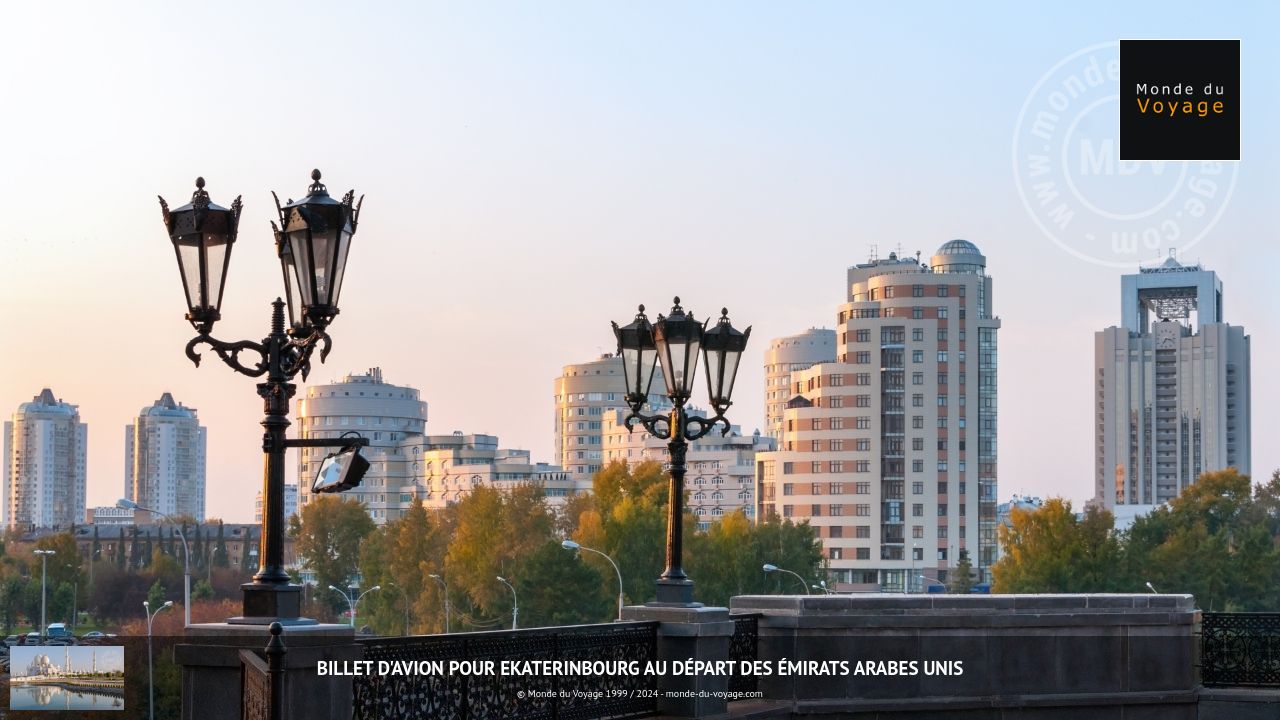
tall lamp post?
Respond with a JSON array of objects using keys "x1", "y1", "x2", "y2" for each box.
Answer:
[
  {"x1": 386, "y1": 582, "x2": 410, "y2": 636},
  {"x1": 158, "y1": 171, "x2": 369, "y2": 624},
  {"x1": 145, "y1": 600, "x2": 173, "y2": 720},
  {"x1": 496, "y1": 576, "x2": 518, "y2": 630},
  {"x1": 612, "y1": 299, "x2": 750, "y2": 605},
  {"x1": 118, "y1": 499, "x2": 191, "y2": 627},
  {"x1": 763, "y1": 563, "x2": 810, "y2": 595},
  {"x1": 563, "y1": 539, "x2": 624, "y2": 621},
  {"x1": 33, "y1": 549, "x2": 55, "y2": 639},
  {"x1": 429, "y1": 574, "x2": 450, "y2": 633},
  {"x1": 329, "y1": 585, "x2": 379, "y2": 629}
]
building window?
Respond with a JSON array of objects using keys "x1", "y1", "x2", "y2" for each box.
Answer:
[
  {"x1": 912, "y1": 350, "x2": 924, "y2": 363},
  {"x1": 913, "y1": 285, "x2": 924, "y2": 297},
  {"x1": 854, "y1": 461, "x2": 870, "y2": 472},
  {"x1": 913, "y1": 460, "x2": 924, "y2": 472},
  {"x1": 856, "y1": 547, "x2": 871, "y2": 560},
  {"x1": 938, "y1": 285, "x2": 949, "y2": 297},
  {"x1": 856, "y1": 417, "x2": 871, "y2": 429},
  {"x1": 830, "y1": 396, "x2": 844, "y2": 408},
  {"x1": 855, "y1": 482, "x2": 870, "y2": 494},
  {"x1": 913, "y1": 525, "x2": 924, "y2": 539},
  {"x1": 830, "y1": 548, "x2": 843, "y2": 560},
  {"x1": 856, "y1": 329, "x2": 871, "y2": 342},
  {"x1": 855, "y1": 373, "x2": 871, "y2": 385},
  {"x1": 855, "y1": 504, "x2": 871, "y2": 516},
  {"x1": 912, "y1": 306, "x2": 924, "y2": 319},
  {"x1": 913, "y1": 328, "x2": 924, "y2": 341},
  {"x1": 829, "y1": 504, "x2": 844, "y2": 517},
  {"x1": 856, "y1": 525, "x2": 871, "y2": 538},
  {"x1": 855, "y1": 395, "x2": 871, "y2": 407},
  {"x1": 912, "y1": 481, "x2": 924, "y2": 494},
  {"x1": 913, "y1": 503, "x2": 923, "y2": 517},
  {"x1": 829, "y1": 482, "x2": 844, "y2": 494},
  {"x1": 830, "y1": 374, "x2": 845, "y2": 386},
  {"x1": 913, "y1": 373, "x2": 924, "y2": 385},
  {"x1": 831, "y1": 438, "x2": 844, "y2": 450},
  {"x1": 855, "y1": 352, "x2": 871, "y2": 364},
  {"x1": 783, "y1": 483, "x2": 794, "y2": 496},
  {"x1": 937, "y1": 504, "x2": 948, "y2": 516},
  {"x1": 855, "y1": 439, "x2": 871, "y2": 452}
]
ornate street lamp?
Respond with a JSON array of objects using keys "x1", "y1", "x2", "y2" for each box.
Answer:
[
  {"x1": 612, "y1": 298, "x2": 750, "y2": 605},
  {"x1": 158, "y1": 171, "x2": 370, "y2": 625}
]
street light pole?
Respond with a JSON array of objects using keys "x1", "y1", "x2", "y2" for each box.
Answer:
[
  {"x1": 33, "y1": 550, "x2": 54, "y2": 640},
  {"x1": 145, "y1": 600, "x2": 173, "y2": 720},
  {"x1": 612, "y1": 300, "x2": 750, "y2": 606},
  {"x1": 329, "y1": 585, "x2": 380, "y2": 629},
  {"x1": 496, "y1": 576, "x2": 518, "y2": 630},
  {"x1": 159, "y1": 172, "x2": 367, "y2": 625},
  {"x1": 562, "y1": 540, "x2": 624, "y2": 621},
  {"x1": 118, "y1": 499, "x2": 191, "y2": 627},
  {"x1": 763, "y1": 563, "x2": 810, "y2": 594},
  {"x1": 429, "y1": 574, "x2": 450, "y2": 634}
]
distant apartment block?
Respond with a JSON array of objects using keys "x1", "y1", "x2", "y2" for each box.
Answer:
[
  {"x1": 125, "y1": 392, "x2": 207, "y2": 520},
  {"x1": 765, "y1": 329, "x2": 836, "y2": 441},
  {"x1": 758, "y1": 241, "x2": 1000, "y2": 591},
  {"x1": 3, "y1": 389, "x2": 87, "y2": 530},
  {"x1": 554, "y1": 355, "x2": 669, "y2": 486},
  {"x1": 255, "y1": 483, "x2": 299, "y2": 524},
  {"x1": 296, "y1": 368, "x2": 568, "y2": 523},
  {"x1": 1093, "y1": 256, "x2": 1250, "y2": 528},
  {"x1": 601, "y1": 409, "x2": 776, "y2": 528},
  {"x1": 295, "y1": 368, "x2": 429, "y2": 523}
]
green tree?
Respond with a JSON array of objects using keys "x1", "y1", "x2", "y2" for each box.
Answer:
[
  {"x1": 515, "y1": 541, "x2": 611, "y2": 627},
  {"x1": 289, "y1": 496, "x2": 375, "y2": 613},
  {"x1": 114, "y1": 531, "x2": 126, "y2": 570},
  {"x1": 192, "y1": 579, "x2": 215, "y2": 601},
  {"x1": 91, "y1": 526, "x2": 102, "y2": 561},
  {"x1": 950, "y1": 550, "x2": 976, "y2": 594},
  {"x1": 147, "y1": 579, "x2": 168, "y2": 609},
  {"x1": 212, "y1": 522, "x2": 229, "y2": 568}
]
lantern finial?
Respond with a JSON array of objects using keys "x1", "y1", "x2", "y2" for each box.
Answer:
[
  {"x1": 308, "y1": 169, "x2": 327, "y2": 196},
  {"x1": 191, "y1": 177, "x2": 210, "y2": 210}
]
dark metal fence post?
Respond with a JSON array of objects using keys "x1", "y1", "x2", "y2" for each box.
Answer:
[{"x1": 265, "y1": 621, "x2": 287, "y2": 720}]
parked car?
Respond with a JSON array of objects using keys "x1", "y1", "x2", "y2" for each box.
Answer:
[
  {"x1": 81, "y1": 631, "x2": 106, "y2": 639},
  {"x1": 2, "y1": 636, "x2": 18, "y2": 648},
  {"x1": 23, "y1": 633, "x2": 39, "y2": 644},
  {"x1": 46, "y1": 623, "x2": 72, "y2": 639}
]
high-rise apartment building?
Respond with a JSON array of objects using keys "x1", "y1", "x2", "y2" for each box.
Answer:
[
  {"x1": 765, "y1": 329, "x2": 836, "y2": 440},
  {"x1": 758, "y1": 241, "x2": 1000, "y2": 591},
  {"x1": 125, "y1": 392, "x2": 207, "y2": 520},
  {"x1": 295, "y1": 368, "x2": 429, "y2": 524},
  {"x1": 601, "y1": 409, "x2": 776, "y2": 528},
  {"x1": 554, "y1": 355, "x2": 668, "y2": 487},
  {"x1": 3, "y1": 389, "x2": 88, "y2": 530},
  {"x1": 1093, "y1": 256, "x2": 1250, "y2": 527},
  {"x1": 255, "y1": 483, "x2": 298, "y2": 524}
]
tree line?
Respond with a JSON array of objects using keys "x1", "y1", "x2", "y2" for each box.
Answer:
[
  {"x1": 290, "y1": 459, "x2": 824, "y2": 633},
  {"x1": 994, "y1": 469, "x2": 1280, "y2": 611}
]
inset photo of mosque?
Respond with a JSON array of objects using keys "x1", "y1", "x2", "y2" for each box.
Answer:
[{"x1": 10, "y1": 646, "x2": 125, "y2": 712}]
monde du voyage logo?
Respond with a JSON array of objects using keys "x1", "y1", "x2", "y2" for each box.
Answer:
[{"x1": 1120, "y1": 40, "x2": 1240, "y2": 161}]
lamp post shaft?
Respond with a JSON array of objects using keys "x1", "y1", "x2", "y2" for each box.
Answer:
[
  {"x1": 656, "y1": 406, "x2": 693, "y2": 605},
  {"x1": 39, "y1": 556, "x2": 47, "y2": 640}
]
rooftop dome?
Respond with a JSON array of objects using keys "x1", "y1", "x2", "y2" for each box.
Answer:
[
  {"x1": 17, "y1": 389, "x2": 77, "y2": 416},
  {"x1": 936, "y1": 239, "x2": 982, "y2": 255}
]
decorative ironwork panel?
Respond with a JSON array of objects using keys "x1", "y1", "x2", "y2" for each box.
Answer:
[
  {"x1": 241, "y1": 649, "x2": 273, "y2": 720},
  {"x1": 1201, "y1": 612, "x2": 1280, "y2": 686},
  {"x1": 354, "y1": 622, "x2": 659, "y2": 720},
  {"x1": 728, "y1": 614, "x2": 760, "y2": 694}
]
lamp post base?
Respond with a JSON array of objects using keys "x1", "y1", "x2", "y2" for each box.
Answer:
[
  {"x1": 652, "y1": 578, "x2": 700, "y2": 607},
  {"x1": 228, "y1": 583, "x2": 318, "y2": 625}
]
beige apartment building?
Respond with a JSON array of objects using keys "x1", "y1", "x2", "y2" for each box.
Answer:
[
  {"x1": 296, "y1": 369, "x2": 571, "y2": 523},
  {"x1": 601, "y1": 409, "x2": 775, "y2": 529},
  {"x1": 758, "y1": 240, "x2": 1000, "y2": 592},
  {"x1": 765, "y1": 329, "x2": 836, "y2": 441},
  {"x1": 554, "y1": 355, "x2": 669, "y2": 487}
]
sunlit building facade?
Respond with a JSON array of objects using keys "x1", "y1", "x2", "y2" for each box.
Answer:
[
  {"x1": 125, "y1": 392, "x2": 207, "y2": 521},
  {"x1": 601, "y1": 409, "x2": 775, "y2": 528},
  {"x1": 554, "y1": 355, "x2": 668, "y2": 487},
  {"x1": 3, "y1": 389, "x2": 87, "y2": 530},
  {"x1": 758, "y1": 241, "x2": 1000, "y2": 591}
]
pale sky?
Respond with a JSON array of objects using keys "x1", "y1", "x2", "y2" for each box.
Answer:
[{"x1": 1, "y1": 1, "x2": 1276, "y2": 522}]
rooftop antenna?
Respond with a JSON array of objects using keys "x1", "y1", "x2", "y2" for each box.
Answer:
[{"x1": 869, "y1": 243, "x2": 878, "y2": 262}]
